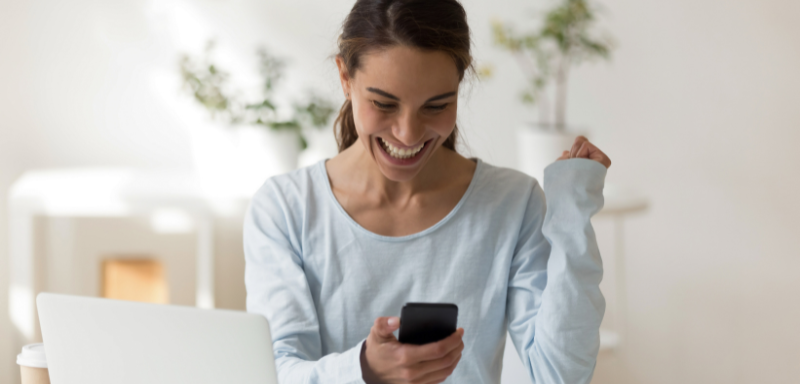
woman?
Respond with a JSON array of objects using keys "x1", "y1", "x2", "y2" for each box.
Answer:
[{"x1": 244, "y1": 0, "x2": 611, "y2": 383}]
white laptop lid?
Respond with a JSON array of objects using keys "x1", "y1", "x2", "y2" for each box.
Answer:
[{"x1": 37, "y1": 293, "x2": 277, "y2": 384}]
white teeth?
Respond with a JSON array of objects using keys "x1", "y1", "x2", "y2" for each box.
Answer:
[{"x1": 380, "y1": 138, "x2": 425, "y2": 159}]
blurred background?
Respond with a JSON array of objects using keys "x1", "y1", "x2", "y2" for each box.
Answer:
[{"x1": 1, "y1": 0, "x2": 799, "y2": 383}]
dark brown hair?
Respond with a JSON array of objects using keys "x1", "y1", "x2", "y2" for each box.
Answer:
[{"x1": 334, "y1": 0, "x2": 473, "y2": 153}]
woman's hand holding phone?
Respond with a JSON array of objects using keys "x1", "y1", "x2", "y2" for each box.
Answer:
[{"x1": 361, "y1": 317, "x2": 465, "y2": 384}]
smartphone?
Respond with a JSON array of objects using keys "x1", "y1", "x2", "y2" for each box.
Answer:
[{"x1": 398, "y1": 303, "x2": 458, "y2": 345}]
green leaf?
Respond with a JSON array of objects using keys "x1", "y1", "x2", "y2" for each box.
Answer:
[
  {"x1": 246, "y1": 99, "x2": 276, "y2": 110},
  {"x1": 521, "y1": 90, "x2": 536, "y2": 104},
  {"x1": 298, "y1": 134, "x2": 308, "y2": 150},
  {"x1": 269, "y1": 120, "x2": 301, "y2": 131}
]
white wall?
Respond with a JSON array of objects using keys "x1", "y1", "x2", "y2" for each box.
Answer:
[
  {"x1": 1, "y1": 3, "x2": 34, "y2": 383},
  {"x1": 564, "y1": 1, "x2": 800, "y2": 382},
  {"x1": 466, "y1": 0, "x2": 800, "y2": 382},
  {"x1": 0, "y1": 166, "x2": 18, "y2": 384},
  {"x1": 2, "y1": 0, "x2": 799, "y2": 383}
]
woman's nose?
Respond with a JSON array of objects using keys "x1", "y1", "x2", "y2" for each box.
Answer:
[{"x1": 392, "y1": 111, "x2": 425, "y2": 146}]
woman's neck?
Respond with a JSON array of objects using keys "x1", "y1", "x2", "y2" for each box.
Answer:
[{"x1": 331, "y1": 140, "x2": 460, "y2": 203}]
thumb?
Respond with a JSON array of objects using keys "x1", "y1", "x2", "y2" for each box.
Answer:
[{"x1": 371, "y1": 317, "x2": 400, "y2": 343}]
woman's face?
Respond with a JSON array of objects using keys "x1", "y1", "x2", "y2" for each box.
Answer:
[{"x1": 337, "y1": 45, "x2": 460, "y2": 182}]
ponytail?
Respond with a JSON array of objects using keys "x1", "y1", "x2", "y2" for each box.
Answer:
[{"x1": 334, "y1": 99, "x2": 357, "y2": 153}]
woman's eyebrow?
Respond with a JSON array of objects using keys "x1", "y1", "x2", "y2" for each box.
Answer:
[{"x1": 366, "y1": 87, "x2": 457, "y2": 103}]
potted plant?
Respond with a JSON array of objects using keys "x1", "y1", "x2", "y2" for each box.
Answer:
[
  {"x1": 492, "y1": 0, "x2": 613, "y2": 182},
  {"x1": 180, "y1": 42, "x2": 336, "y2": 193}
]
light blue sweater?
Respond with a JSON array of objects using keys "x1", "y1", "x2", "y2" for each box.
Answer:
[{"x1": 244, "y1": 158, "x2": 607, "y2": 384}]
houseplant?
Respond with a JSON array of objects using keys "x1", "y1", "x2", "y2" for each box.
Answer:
[
  {"x1": 492, "y1": 0, "x2": 613, "y2": 182},
  {"x1": 179, "y1": 42, "x2": 335, "y2": 193}
]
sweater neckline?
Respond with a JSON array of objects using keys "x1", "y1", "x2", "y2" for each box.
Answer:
[{"x1": 315, "y1": 157, "x2": 483, "y2": 242}]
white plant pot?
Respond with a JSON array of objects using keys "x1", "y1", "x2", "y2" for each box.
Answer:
[
  {"x1": 517, "y1": 124, "x2": 580, "y2": 185},
  {"x1": 190, "y1": 124, "x2": 300, "y2": 197},
  {"x1": 235, "y1": 125, "x2": 300, "y2": 193}
]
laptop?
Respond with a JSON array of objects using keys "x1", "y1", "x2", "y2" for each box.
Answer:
[{"x1": 37, "y1": 293, "x2": 278, "y2": 384}]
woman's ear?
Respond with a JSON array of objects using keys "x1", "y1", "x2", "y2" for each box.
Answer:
[{"x1": 335, "y1": 55, "x2": 351, "y2": 98}]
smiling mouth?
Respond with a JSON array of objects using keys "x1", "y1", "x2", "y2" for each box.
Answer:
[{"x1": 378, "y1": 137, "x2": 428, "y2": 159}]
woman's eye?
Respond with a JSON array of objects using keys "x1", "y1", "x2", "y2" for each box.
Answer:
[
  {"x1": 372, "y1": 100, "x2": 396, "y2": 110},
  {"x1": 425, "y1": 104, "x2": 448, "y2": 111}
]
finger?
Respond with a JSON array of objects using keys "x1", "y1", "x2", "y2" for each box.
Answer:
[
  {"x1": 371, "y1": 317, "x2": 400, "y2": 343},
  {"x1": 574, "y1": 141, "x2": 589, "y2": 159},
  {"x1": 569, "y1": 136, "x2": 588, "y2": 158},
  {"x1": 590, "y1": 147, "x2": 612, "y2": 168},
  {"x1": 602, "y1": 155, "x2": 612, "y2": 168},
  {"x1": 410, "y1": 351, "x2": 462, "y2": 384},
  {"x1": 409, "y1": 340, "x2": 463, "y2": 378},
  {"x1": 401, "y1": 328, "x2": 464, "y2": 364},
  {"x1": 557, "y1": 150, "x2": 570, "y2": 161},
  {"x1": 578, "y1": 141, "x2": 612, "y2": 168}
]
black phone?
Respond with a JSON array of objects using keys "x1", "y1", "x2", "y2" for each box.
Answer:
[{"x1": 398, "y1": 303, "x2": 458, "y2": 345}]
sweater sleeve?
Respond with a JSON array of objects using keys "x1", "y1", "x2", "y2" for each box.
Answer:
[
  {"x1": 243, "y1": 180, "x2": 367, "y2": 384},
  {"x1": 506, "y1": 158, "x2": 607, "y2": 384}
]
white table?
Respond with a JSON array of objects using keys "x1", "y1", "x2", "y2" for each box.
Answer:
[{"x1": 596, "y1": 183, "x2": 648, "y2": 351}]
